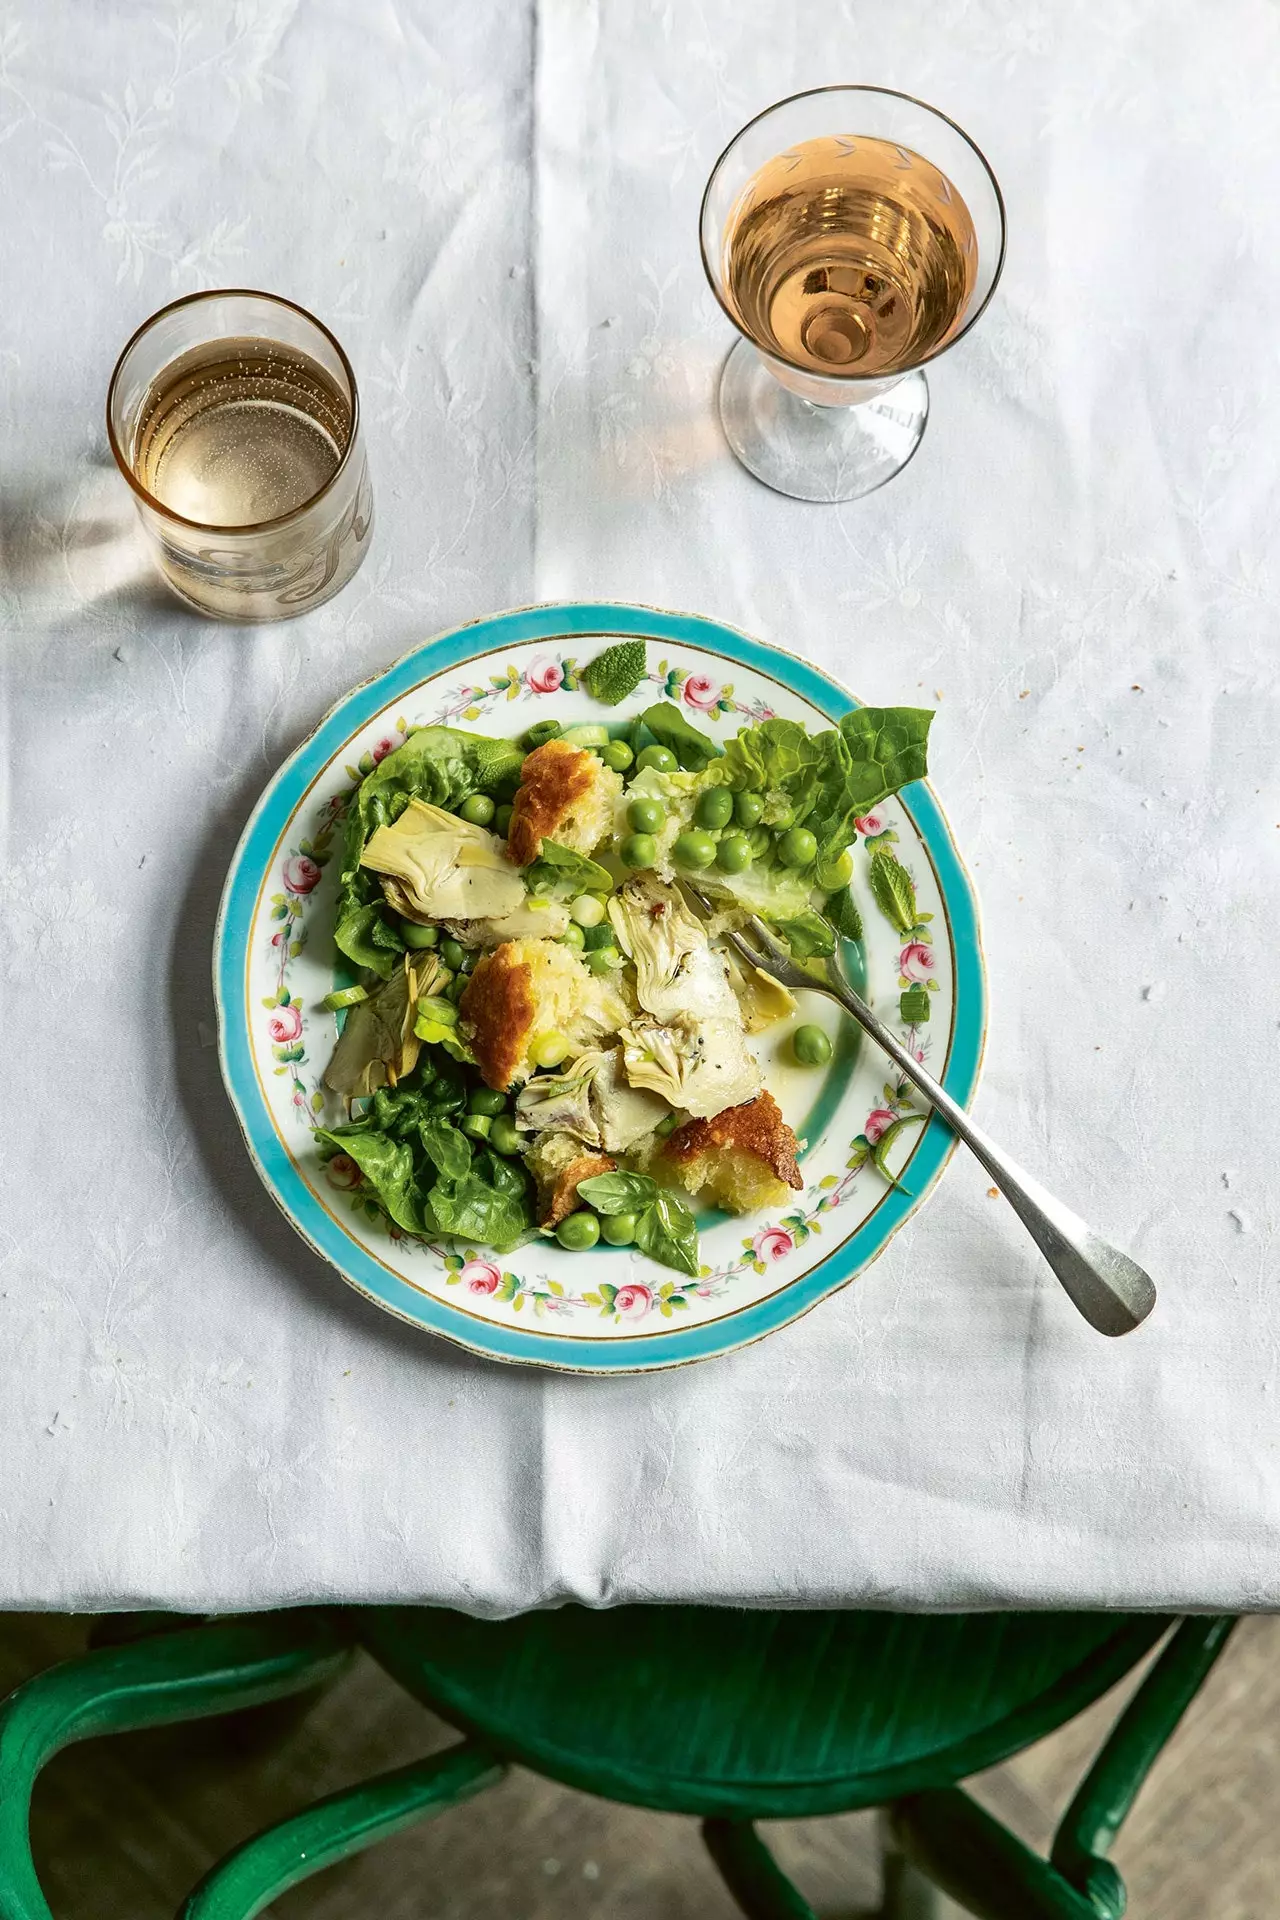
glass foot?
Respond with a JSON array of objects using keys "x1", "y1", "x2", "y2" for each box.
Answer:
[{"x1": 717, "y1": 338, "x2": 929, "y2": 503}]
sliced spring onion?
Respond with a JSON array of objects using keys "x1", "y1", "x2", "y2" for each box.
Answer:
[{"x1": 322, "y1": 985, "x2": 370, "y2": 1011}]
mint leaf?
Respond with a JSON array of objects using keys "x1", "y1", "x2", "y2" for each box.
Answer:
[
  {"x1": 868, "y1": 847, "x2": 917, "y2": 936},
  {"x1": 824, "y1": 888, "x2": 864, "y2": 942},
  {"x1": 634, "y1": 1191, "x2": 700, "y2": 1277},
  {"x1": 583, "y1": 640, "x2": 647, "y2": 706},
  {"x1": 637, "y1": 701, "x2": 721, "y2": 771},
  {"x1": 577, "y1": 1171, "x2": 658, "y2": 1215}
]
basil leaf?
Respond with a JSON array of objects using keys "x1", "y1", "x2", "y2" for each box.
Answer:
[
  {"x1": 577, "y1": 1171, "x2": 659, "y2": 1216},
  {"x1": 418, "y1": 1118, "x2": 472, "y2": 1182},
  {"x1": 868, "y1": 847, "x2": 918, "y2": 936},
  {"x1": 634, "y1": 1191, "x2": 700, "y2": 1277},
  {"x1": 314, "y1": 1127, "x2": 427, "y2": 1235},
  {"x1": 524, "y1": 839, "x2": 614, "y2": 895},
  {"x1": 824, "y1": 887, "x2": 864, "y2": 942},
  {"x1": 637, "y1": 702, "x2": 721, "y2": 771},
  {"x1": 428, "y1": 1170, "x2": 533, "y2": 1246}
]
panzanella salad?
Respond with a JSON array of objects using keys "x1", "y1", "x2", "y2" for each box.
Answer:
[{"x1": 315, "y1": 642, "x2": 932, "y2": 1276}]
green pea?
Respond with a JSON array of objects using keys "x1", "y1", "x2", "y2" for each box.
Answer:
[
  {"x1": 586, "y1": 946, "x2": 621, "y2": 975},
  {"x1": 601, "y1": 1211, "x2": 638, "y2": 1247},
  {"x1": 560, "y1": 922, "x2": 586, "y2": 950},
  {"x1": 716, "y1": 832, "x2": 752, "y2": 874},
  {"x1": 771, "y1": 805, "x2": 796, "y2": 832},
  {"x1": 673, "y1": 829, "x2": 716, "y2": 870},
  {"x1": 581, "y1": 922, "x2": 615, "y2": 951},
  {"x1": 747, "y1": 825, "x2": 772, "y2": 860},
  {"x1": 522, "y1": 719, "x2": 562, "y2": 750},
  {"x1": 494, "y1": 803, "x2": 514, "y2": 837},
  {"x1": 570, "y1": 893, "x2": 607, "y2": 927},
  {"x1": 601, "y1": 738, "x2": 634, "y2": 773},
  {"x1": 489, "y1": 1114, "x2": 522, "y2": 1157},
  {"x1": 733, "y1": 790, "x2": 764, "y2": 828},
  {"x1": 778, "y1": 826, "x2": 818, "y2": 869},
  {"x1": 441, "y1": 938, "x2": 467, "y2": 970},
  {"x1": 621, "y1": 831, "x2": 657, "y2": 869},
  {"x1": 627, "y1": 796, "x2": 666, "y2": 835},
  {"x1": 792, "y1": 1024, "x2": 833, "y2": 1068},
  {"x1": 458, "y1": 793, "x2": 495, "y2": 827},
  {"x1": 460, "y1": 1113, "x2": 492, "y2": 1141},
  {"x1": 815, "y1": 849, "x2": 854, "y2": 890},
  {"x1": 636, "y1": 745, "x2": 677, "y2": 774},
  {"x1": 401, "y1": 920, "x2": 440, "y2": 949},
  {"x1": 556, "y1": 1210, "x2": 601, "y2": 1251},
  {"x1": 468, "y1": 1087, "x2": 507, "y2": 1117},
  {"x1": 694, "y1": 786, "x2": 734, "y2": 830}
]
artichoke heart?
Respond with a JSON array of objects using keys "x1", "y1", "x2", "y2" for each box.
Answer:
[
  {"x1": 619, "y1": 1015, "x2": 761, "y2": 1120},
  {"x1": 608, "y1": 875, "x2": 741, "y2": 1026},
  {"x1": 515, "y1": 1050, "x2": 607, "y2": 1147},
  {"x1": 324, "y1": 953, "x2": 437, "y2": 1099},
  {"x1": 361, "y1": 799, "x2": 524, "y2": 921}
]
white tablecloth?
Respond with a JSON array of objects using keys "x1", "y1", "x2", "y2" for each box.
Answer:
[{"x1": 2, "y1": 0, "x2": 1277, "y2": 1615}]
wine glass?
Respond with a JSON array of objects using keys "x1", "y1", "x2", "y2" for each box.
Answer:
[{"x1": 700, "y1": 86, "x2": 1006, "y2": 503}]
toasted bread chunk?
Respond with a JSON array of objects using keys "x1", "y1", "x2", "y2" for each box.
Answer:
[
  {"x1": 658, "y1": 1091, "x2": 802, "y2": 1213},
  {"x1": 525, "y1": 1131, "x2": 617, "y2": 1228},
  {"x1": 508, "y1": 738, "x2": 621, "y2": 865},
  {"x1": 460, "y1": 937, "x2": 626, "y2": 1090}
]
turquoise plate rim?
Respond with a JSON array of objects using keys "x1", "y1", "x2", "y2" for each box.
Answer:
[{"x1": 213, "y1": 601, "x2": 987, "y2": 1373}]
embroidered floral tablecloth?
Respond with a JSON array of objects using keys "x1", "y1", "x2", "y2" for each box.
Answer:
[{"x1": 1, "y1": 0, "x2": 1276, "y2": 1611}]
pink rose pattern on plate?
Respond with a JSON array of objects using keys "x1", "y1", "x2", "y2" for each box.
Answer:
[{"x1": 254, "y1": 656, "x2": 944, "y2": 1325}]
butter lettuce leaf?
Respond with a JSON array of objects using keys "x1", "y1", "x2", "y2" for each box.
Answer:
[{"x1": 334, "y1": 727, "x2": 524, "y2": 975}]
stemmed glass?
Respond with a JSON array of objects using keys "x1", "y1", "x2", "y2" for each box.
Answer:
[{"x1": 700, "y1": 86, "x2": 1006, "y2": 503}]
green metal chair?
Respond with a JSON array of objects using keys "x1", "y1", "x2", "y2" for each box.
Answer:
[{"x1": 0, "y1": 1605, "x2": 1235, "y2": 1919}]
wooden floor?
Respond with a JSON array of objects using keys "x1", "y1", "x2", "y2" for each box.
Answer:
[{"x1": 2, "y1": 1613, "x2": 1273, "y2": 1918}]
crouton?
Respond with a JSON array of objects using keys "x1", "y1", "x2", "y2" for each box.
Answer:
[
  {"x1": 508, "y1": 738, "x2": 621, "y2": 865},
  {"x1": 658, "y1": 1091, "x2": 802, "y2": 1213},
  {"x1": 524, "y1": 1131, "x2": 616, "y2": 1228},
  {"x1": 459, "y1": 937, "x2": 628, "y2": 1091}
]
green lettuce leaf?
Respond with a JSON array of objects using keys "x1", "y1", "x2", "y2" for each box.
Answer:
[
  {"x1": 769, "y1": 910, "x2": 836, "y2": 960},
  {"x1": 714, "y1": 707, "x2": 932, "y2": 868},
  {"x1": 524, "y1": 839, "x2": 613, "y2": 895},
  {"x1": 637, "y1": 702, "x2": 721, "y2": 771}
]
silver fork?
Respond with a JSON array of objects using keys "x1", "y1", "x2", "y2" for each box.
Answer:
[{"x1": 686, "y1": 886, "x2": 1157, "y2": 1337}]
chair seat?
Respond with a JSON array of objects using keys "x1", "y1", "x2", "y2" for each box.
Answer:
[{"x1": 361, "y1": 1606, "x2": 1172, "y2": 1820}]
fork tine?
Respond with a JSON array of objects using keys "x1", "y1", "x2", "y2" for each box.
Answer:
[{"x1": 681, "y1": 882, "x2": 797, "y2": 981}]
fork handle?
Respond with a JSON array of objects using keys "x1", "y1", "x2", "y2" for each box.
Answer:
[{"x1": 827, "y1": 978, "x2": 1157, "y2": 1337}]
